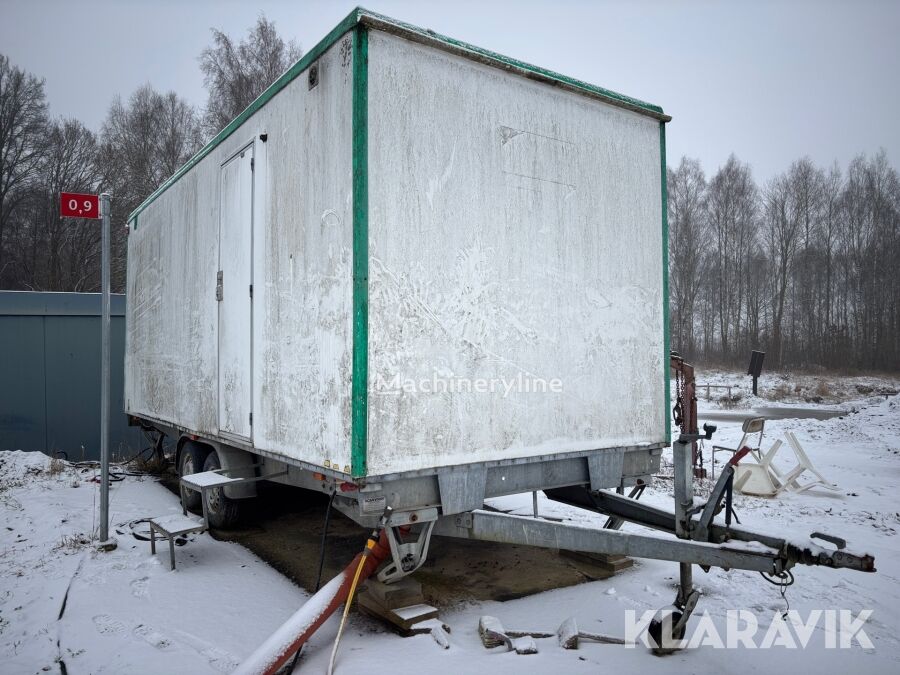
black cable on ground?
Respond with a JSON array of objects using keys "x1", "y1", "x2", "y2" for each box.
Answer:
[
  {"x1": 117, "y1": 518, "x2": 154, "y2": 541},
  {"x1": 315, "y1": 491, "x2": 337, "y2": 592},
  {"x1": 72, "y1": 444, "x2": 157, "y2": 475},
  {"x1": 760, "y1": 569, "x2": 794, "y2": 618},
  {"x1": 759, "y1": 569, "x2": 794, "y2": 587}
]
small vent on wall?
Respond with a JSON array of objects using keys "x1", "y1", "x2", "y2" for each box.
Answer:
[{"x1": 308, "y1": 63, "x2": 319, "y2": 89}]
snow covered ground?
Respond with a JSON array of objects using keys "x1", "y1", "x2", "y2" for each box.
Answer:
[
  {"x1": 690, "y1": 367, "x2": 899, "y2": 407},
  {"x1": 2, "y1": 386, "x2": 899, "y2": 674}
]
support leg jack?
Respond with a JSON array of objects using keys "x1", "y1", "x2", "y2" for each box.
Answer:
[{"x1": 648, "y1": 562, "x2": 699, "y2": 654}]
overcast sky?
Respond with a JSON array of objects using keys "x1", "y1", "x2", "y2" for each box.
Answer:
[{"x1": 2, "y1": 0, "x2": 898, "y2": 181}]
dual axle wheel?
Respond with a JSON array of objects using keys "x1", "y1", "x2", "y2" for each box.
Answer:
[{"x1": 178, "y1": 441, "x2": 242, "y2": 528}]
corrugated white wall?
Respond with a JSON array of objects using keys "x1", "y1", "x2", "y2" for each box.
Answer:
[
  {"x1": 125, "y1": 33, "x2": 356, "y2": 472},
  {"x1": 366, "y1": 31, "x2": 665, "y2": 475}
]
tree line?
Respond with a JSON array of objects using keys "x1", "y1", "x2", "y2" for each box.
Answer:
[
  {"x1": 669, "y1": 153, "x2": 900, "y2": 372},
  {"x1": 1, "y1": 17, "x2": 897, "y2": 372},
  {"x1": 0, "y1": 16, "x2": 299, "y2": 293}
]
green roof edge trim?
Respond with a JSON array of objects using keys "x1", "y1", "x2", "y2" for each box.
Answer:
[
  {"x1": 350, "y1": 25, "x2": 369, "y2": 479},
  {"x1": 358, "y1": 8, "x2": 667, "y2": 119},
  {"x1": 127, "y1": 6, "x2": 667, "y2": 225},
  {"x1": 660, "y1": 122, "x2": 671, "y2": 444},
  {"x1": 127, "y1": 6, "x2": 365, "y2": 225}
]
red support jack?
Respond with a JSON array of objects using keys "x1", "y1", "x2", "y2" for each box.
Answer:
[{"x1": 670, "y1": 352, "x2": 706, "y2": 479}]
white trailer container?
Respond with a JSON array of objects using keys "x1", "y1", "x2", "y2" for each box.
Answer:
[{"x1": 125, "y1": 8, "x2": 672, "y2": 527}]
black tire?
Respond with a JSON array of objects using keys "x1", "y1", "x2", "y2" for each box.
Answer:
[
  {"x1": 179, "y1": 441, "x2": 208, "y2": 513},
  {"x1": 202, "y1": 451, "x2": 242, "y2": 529}
]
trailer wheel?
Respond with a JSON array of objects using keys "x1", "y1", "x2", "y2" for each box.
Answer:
[
  {"x1": 179, "y1": 442, "x2": 208, "y2": 513},
  {"x1": 202, "y1": 451, "x2": 242, "y2": 529}
]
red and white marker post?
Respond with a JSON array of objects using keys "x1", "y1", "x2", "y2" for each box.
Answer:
[{"x1": 59, "y1": 191, "x2": 115, "y2": 549}]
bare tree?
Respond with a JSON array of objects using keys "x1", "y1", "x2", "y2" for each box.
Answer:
[
  {"x1": 199, "y1": 15, "x2": 301, "y2": 136},
  {"x1": 99, "y1": 85, "x2": 201, "y2": 203},
  {"x1": 98, "y1": 85, "x2": 201, "y2": 290},
  {"x1": 818, "y1": 163, "x2": 843, "y2": 363},
  {"x1": 743, "y1": 246, "x2": 769, "y2": 351},
  {"x1": 785, "y1": 158, "x2": 824, "y2": 363},
  {"x1": 763, "y1": 172, "x2": 801, "y2": 368},
  {"x1": 9, "y1": 119, "x2": 101, "y2": 291},
  {"x1": 0, "y1": 54, "x2": 47, "y2": 285},
  {"x1": 706, "y1": 155, "x2": 757, "y2": 361},
  {"x1": 669, "y1": 150, "x2": 899, "y2": 372},
  {"x1": 839, "y1": 151, "x2": 900, "y2": 368},
  {"x1": 667, "y1": 157, "x2": 707, "y2": 358}
]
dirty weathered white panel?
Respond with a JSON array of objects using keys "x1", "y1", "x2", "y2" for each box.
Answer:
[
  {"x1": 365, "y1": 31, "x2": 665, "y2": 476},
  {"x1": 125, "y1": 34, "x2": 355, "y2": 471},
  {"x1": 252, "y1": 35, "x2": 355, "y2": 472},
  {"x1": 125, "y1": 165, "x2": 218, "y2": 436}
]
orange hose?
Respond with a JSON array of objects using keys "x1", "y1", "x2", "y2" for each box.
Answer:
[{"x1": 257, "y1": 529, "x2": 391, "y2": 675}]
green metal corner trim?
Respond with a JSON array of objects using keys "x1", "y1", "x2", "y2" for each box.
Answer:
[
  {"x1": 128, "y1": 6, "x2": 667, "y2": 226},
  {"x1": 350, "y1": 25, "x2": 369, "y2": 478},
  {"x1": 659, "y1": 122, "x2": 671, "y2": 444}
]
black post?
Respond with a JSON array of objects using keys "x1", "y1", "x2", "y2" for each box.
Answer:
[{"x1": 748, "y1": 350, "x2": 765, "y2": 397}]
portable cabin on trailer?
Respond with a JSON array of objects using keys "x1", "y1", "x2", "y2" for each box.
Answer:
[{"x1": 124, "y1": 7, "x2": 672, "y2": 527}]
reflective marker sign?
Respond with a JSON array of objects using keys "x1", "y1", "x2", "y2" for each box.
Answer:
[{"x1": 60, "y1": 192, "x2": 101, "y2": 219}]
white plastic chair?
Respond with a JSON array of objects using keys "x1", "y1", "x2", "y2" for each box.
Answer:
[
  {"x1": 733, "y1": 440, "x2": 782, "y2": 497},
  {"x1": 774, "y1": 432, "x2": 841, "y2": 494},
  {"x1": 734, "y1": 434, "x2": 840, "y2": 496}
]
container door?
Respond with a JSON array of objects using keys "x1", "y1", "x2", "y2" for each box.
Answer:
[{"x1": 217, "y1": 144, "x2": 254, "y2": 440}]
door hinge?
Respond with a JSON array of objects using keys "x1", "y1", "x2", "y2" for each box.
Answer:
[
  {"x1": 250, "y1": 157, "x2": 255, "y2": 171},
  {"x1": 216, "y1": 270, "x2": 223, "y2": 301},
  {"x1": 249, "y1": 412, "x2": 253, "y2": 426},
  {"x1": 249, "y1": 283, "x2": 253, "y2": 298}
]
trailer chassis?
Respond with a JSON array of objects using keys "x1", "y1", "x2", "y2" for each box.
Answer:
[
  {"x1": 370, "y1": 427, "x2": 874, "y2": 652},
  {"x1": 147, "y1": 350, "x2": 876, "y2": 651}
]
